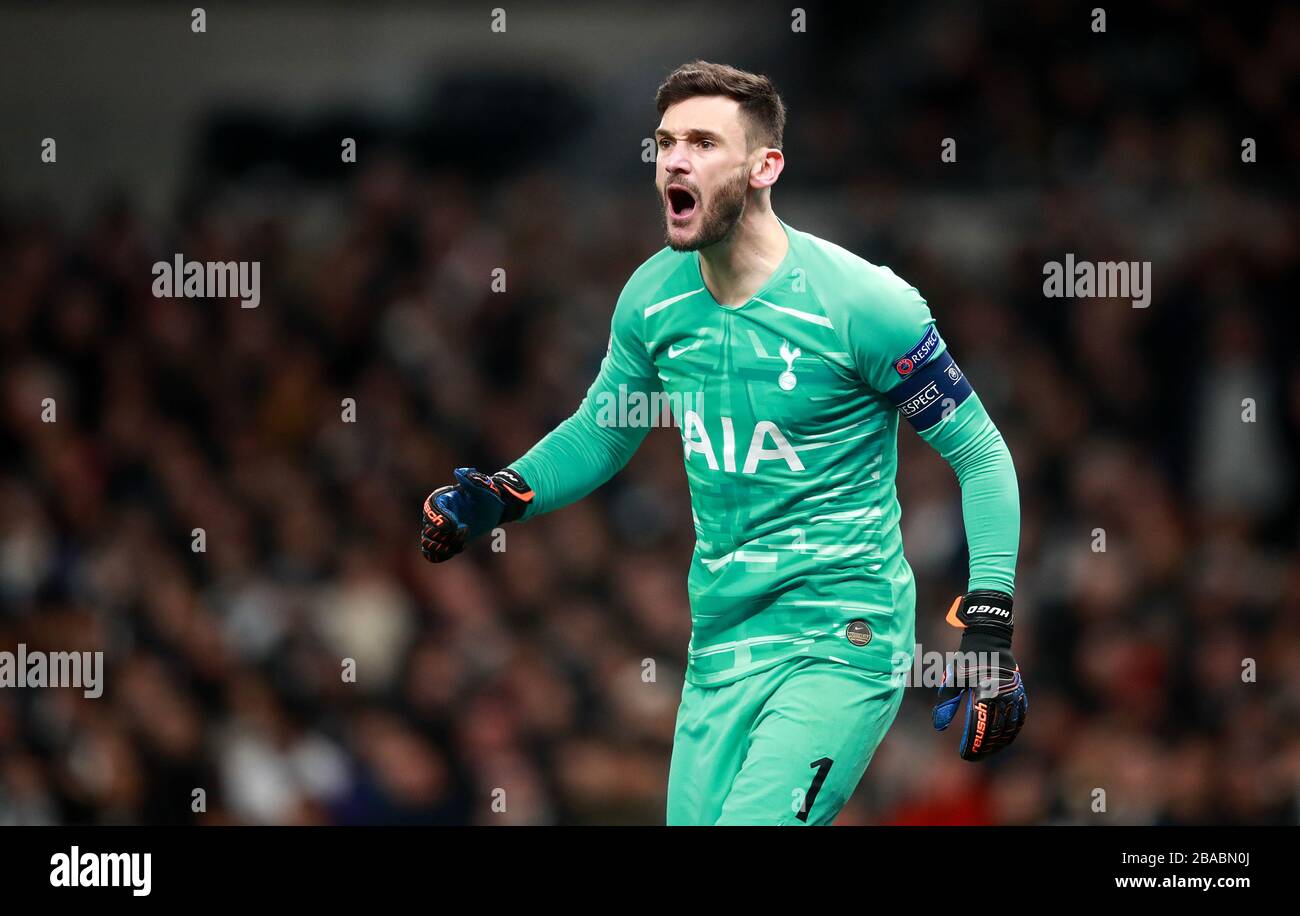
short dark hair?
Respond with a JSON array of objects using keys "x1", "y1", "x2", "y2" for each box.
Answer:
[{"x1": 655, "y1": 60, "x2": 785, "y2": 150}]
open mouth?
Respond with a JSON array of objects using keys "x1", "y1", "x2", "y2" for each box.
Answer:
[{"x1": 666, "y1": 185, "x2": 698, "y2": 220}]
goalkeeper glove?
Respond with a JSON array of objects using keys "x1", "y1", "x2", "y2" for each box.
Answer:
[
  {"x1": 932, "y1": 590, "x2": 1027, "y2": 761},
  {"x1": 420, "y1": 467, "x2": 534, "y2": 563}
]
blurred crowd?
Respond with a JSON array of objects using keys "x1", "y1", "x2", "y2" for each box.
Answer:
[{"x1": 1, "y1": 1, "x2": 1298, "y2": 825}]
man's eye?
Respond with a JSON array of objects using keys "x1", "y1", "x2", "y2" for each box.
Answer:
[
  {"x1": 698, "y1": 140, "x2": 714, "y2": 150},
  {"x1": 658, "y1": 138, "x2": 672, "y2": 149}
]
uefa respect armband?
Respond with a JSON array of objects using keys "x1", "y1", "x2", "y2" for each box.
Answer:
[{"x1": 885, "y1": 335, "x2": 973, "y2": 432}]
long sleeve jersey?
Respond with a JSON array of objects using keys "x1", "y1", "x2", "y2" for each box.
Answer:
[{"x1": 512, "y1": 220, "x2": 1019, "y2": 686}]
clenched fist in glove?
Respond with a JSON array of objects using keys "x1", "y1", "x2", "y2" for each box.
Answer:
[
  {"x1": 420, "y1": 467, "x2": 534, "y2": 563},
  {"x1": 932, "y1": 590, "x2": 1028, "y2": 760}
]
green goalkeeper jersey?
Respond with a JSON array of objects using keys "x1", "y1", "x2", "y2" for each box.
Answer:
[{"x1": 512, "y1": 220, "x2": 1019, "y2": 686}]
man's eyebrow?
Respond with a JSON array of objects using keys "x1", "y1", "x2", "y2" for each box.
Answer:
[{"x1": 654, "y1": 127, "x2": 725, "y2": 141}]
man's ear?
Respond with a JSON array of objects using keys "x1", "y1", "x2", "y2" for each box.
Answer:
[{"x1": 750, "y1": 147, "x2": 784, "y2": 189}]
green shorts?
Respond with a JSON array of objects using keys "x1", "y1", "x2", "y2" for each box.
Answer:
[{"x1": 666, "y1": 656, "x2": 906, "y2": 825}]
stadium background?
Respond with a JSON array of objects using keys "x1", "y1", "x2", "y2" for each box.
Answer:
[{"x1": 0, "y1": 1, "x2": 1296, "y2": 825}]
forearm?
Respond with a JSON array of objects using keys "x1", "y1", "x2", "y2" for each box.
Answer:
[
  {"x1": 509, "y1": 278, "x2": 664, "y2": 520},
  {"x1": 919, "y1": 393, "x2": 1020, "y2": 594},
  {"x1": 510, "y1": 394, "x2": 650, "y2": 519}
]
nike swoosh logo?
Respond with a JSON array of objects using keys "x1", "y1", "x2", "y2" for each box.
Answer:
[
  {"x1": 667, "y1": 340, "x2": 702, "y2": 358},
  {"x1": 500, "y1": 483, "x2": 534, "y2": 502}
]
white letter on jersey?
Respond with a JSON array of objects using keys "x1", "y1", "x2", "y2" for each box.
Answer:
[
  {"x1": 743, "y1": 421, "x2": 804, "y2": 474},
  {"x1": 721, "y1": 416, "x2": 736, "y2": 473},
  {"x1": 682, "y1": 410, "x2": 719, "y2": 470}
]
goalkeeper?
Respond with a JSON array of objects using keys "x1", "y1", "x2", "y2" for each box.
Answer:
[{"x1": 421, "y1": 61, "x2": 1025, "y2": 825}]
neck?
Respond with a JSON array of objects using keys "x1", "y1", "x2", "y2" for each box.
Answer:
[{"x1": 697, "y1": 203, "x2": 788, "y2": 307}]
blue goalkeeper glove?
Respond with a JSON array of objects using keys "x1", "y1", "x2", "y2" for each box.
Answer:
[
  {"x1": 420, "y1": 467, "x2": 534, "y2": 563},
  {"x1": 932, "y1": 590, "x2": 1028, "y2": 760}
]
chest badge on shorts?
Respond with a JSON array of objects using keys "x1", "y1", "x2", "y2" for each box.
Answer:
[
  {"x1": 778, "y1": 340, "x2": 801, "y2": 390},
  {"x1": 845, "y1": 619, "x2": 872, "y2": 647}
]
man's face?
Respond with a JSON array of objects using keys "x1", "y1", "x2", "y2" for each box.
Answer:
[{"x1": 655, "y1": 96, "x2": 755, "y2": 252}]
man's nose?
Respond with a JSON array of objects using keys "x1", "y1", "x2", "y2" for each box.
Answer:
[{"x1": 660, "y1": 147, "x2": 692, "y2": 175}]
